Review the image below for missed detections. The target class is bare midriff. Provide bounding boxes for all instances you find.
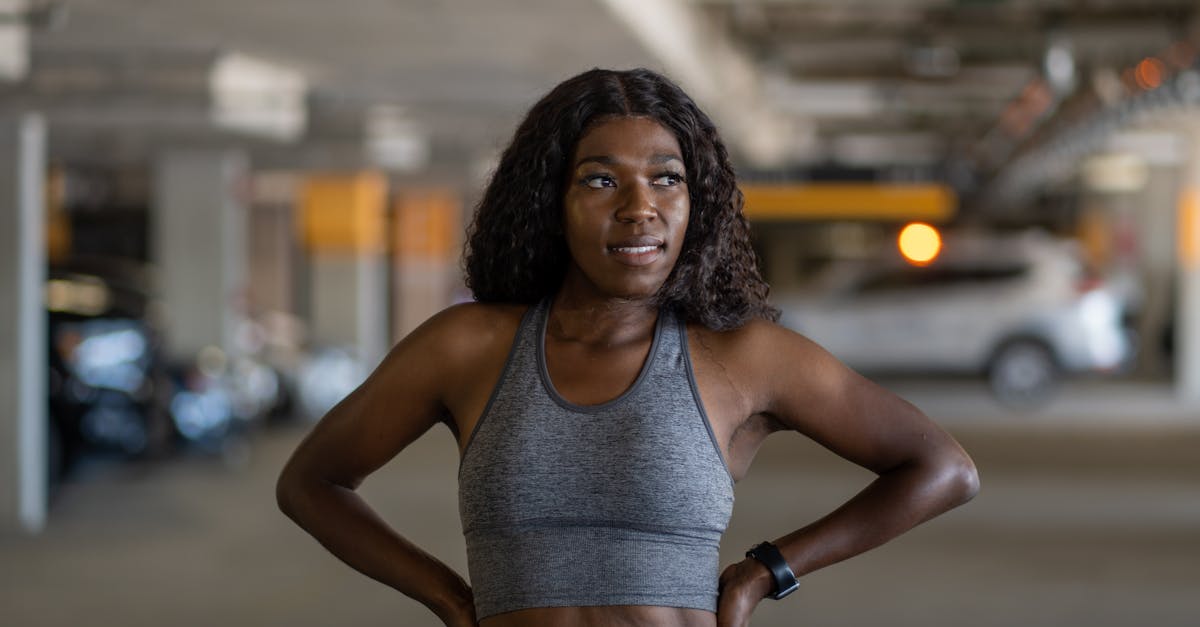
[480,605,717,627]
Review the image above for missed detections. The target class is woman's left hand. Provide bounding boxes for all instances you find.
[716,558,774,627]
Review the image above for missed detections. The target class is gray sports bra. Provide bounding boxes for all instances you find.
[457,298,735,619]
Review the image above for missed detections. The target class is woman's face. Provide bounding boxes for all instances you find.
[561,116,690,300]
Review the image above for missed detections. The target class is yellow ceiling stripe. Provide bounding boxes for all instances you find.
[741,183,957,222]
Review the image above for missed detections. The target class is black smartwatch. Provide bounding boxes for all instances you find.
[745,541,799,599]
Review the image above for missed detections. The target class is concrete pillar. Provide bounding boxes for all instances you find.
[1122,164,1180,378]
[1080,156,1179,379]
[1178,129,1200,403]
[0,0,32,82]
[247,173,299,316]
[300,172,389,369]
[152,150,249,363]
[310,256,388,366]
[0,113,47,533]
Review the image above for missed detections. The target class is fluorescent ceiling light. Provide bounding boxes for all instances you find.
[209,52,307,141]
[363,105,429,172]
[1105,130,1185,166]
[1081,152,1149,193]
[0,0,30,81]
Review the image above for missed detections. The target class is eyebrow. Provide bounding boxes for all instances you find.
[574,153,684,168]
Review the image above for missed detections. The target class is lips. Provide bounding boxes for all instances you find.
[607,235,665,266]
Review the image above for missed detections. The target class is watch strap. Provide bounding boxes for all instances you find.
[745,541,799,600]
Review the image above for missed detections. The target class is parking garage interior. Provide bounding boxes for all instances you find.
[2,1,1199,626]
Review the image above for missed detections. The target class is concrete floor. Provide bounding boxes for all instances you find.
[3,382,1199,627]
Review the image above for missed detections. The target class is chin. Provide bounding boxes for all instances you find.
[602,278,667,301]
[562,259,673,301]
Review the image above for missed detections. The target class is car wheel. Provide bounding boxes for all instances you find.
[988,340,1058,408]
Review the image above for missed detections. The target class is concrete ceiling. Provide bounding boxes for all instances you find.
[696,0,1199,174]
[14,0,662,172]
[5,0,1200,185]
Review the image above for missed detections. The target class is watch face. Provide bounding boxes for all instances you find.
[772,580,799,600]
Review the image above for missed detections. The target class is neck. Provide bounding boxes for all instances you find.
[549,277,660,345]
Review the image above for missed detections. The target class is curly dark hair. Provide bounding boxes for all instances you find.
[464,67,778,331]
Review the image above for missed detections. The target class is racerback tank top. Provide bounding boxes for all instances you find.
[457,298,735,619]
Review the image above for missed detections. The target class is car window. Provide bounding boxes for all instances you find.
[856,263,1028,294]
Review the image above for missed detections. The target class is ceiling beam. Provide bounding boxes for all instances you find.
[599,0,810,167]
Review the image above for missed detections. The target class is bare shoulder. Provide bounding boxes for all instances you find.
[411,300,527,337]
[688,317,836,385]
[688,317,877,429]
[689,316,970,481]
[401,301,528,369]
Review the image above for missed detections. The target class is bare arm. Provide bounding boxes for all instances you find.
[275,306,498,626]
[718,322,980,625]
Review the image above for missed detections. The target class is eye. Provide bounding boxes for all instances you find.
[581,174,616,189]
[651,172,684,187]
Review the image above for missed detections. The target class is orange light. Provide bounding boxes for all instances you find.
[1134,57,1165,90]
[898,222,942,266]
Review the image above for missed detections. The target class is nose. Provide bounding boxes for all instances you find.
[614,182,656,223]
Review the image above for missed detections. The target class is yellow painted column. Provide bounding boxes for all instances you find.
[44,166,70,264]
[391,188,461,338]
[299,171,389,369]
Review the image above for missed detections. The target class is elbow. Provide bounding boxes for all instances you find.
[275,464,307,521]
[942,450,980,507]
[276,461,351,524]
[275,471,296,519]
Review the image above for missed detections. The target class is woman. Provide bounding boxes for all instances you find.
[276,68,979,627]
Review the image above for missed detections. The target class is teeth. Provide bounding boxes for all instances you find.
[613,245,658,254]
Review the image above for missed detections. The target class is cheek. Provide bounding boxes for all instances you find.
[671,198,691,234]
[667,203,690,255]
[562,205,604,258]
[561,198,586,237]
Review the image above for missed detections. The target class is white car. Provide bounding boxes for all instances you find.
[775,231,1131,406]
